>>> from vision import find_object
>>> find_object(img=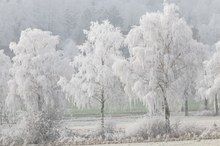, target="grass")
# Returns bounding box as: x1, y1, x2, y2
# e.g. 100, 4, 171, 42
65, 101, 147, 117
64, 98, 216, 117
